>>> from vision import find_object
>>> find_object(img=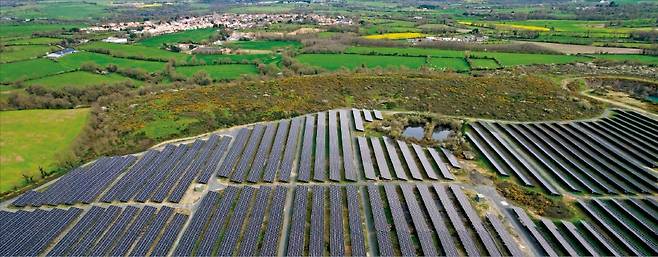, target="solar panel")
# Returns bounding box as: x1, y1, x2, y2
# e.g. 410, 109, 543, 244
511, 207, 558, 257
362, 109, 374, 122
237, 187, 271, 256
309, 186, 325, 256
314, 112, 327, 181
67, 206, 122, 256
383, 137, 407, 180
174, 191, 221, 256
258, 186, 289, 256
345, 185, 366, 257
328, 110, 341, 181
416, 184, 458, 257
216, 187, 256, 256
340, 110, 357, 181
383, 184, 416, 256
400, 185, 437, 256
196, 135, 233, 184
128, 206, 174, 256
433, 184, 479, 257
590, 199, 657, 252
231, 125, 267, 182
279, 117, 303, 182
357, 137, 377, 180
217, 128, 251, 178
366, 185, 394, 256
370, 137, 393, 180
22, 208, 82, 256
352, 108, 365, 131
579, 220, 621, 257
196, 187, 240, 256
90, 206, 140, 256
486, 213, 524, 257
450, 185, 501, 257
149, 213, 188, 257
247, 123, 278, 182
328, 186, 345, 256
108, 206, 157, 256
286, 186, 309, 256
169, 137, 228, 202
540, 218, 579, 257
47, 206, 105, 256
397, 140, 423, 180
298, 115, 316, 182
411, 144, 439, 180
373, 110, 384, 120
151, 141, 204, 202
262, 120, 291, 182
